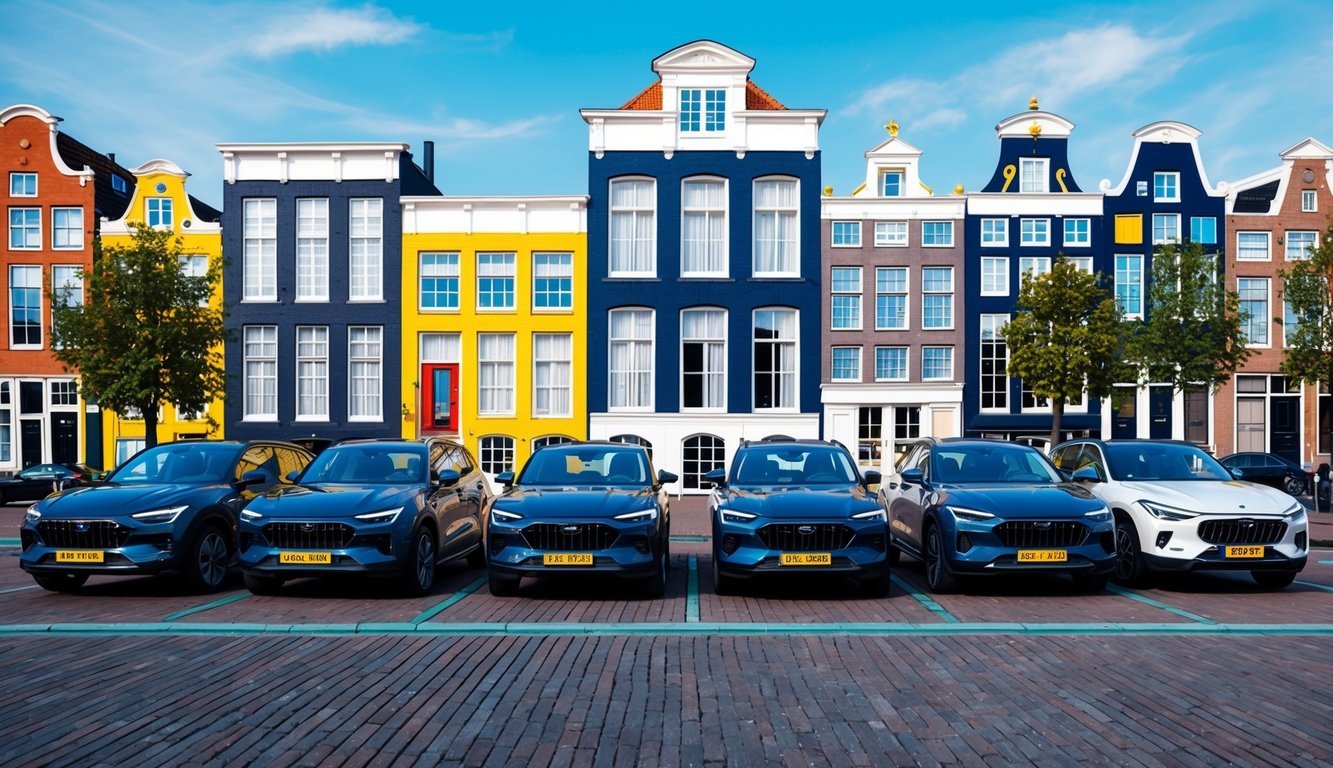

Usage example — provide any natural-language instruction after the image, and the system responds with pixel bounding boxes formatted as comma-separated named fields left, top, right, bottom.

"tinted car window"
left=275, top=448, right=308, bottom=482
left=109, top=443, right=237, bottom=484
left=302, top=445, right=427, bottom=484
left=732, top=446, right=857, bottom=485
left=1051, top=444, right=1081, bottom=471
left=933, top=444, right=1062, bottom=484
left=518, top=445, right=648, bottom=486
left=1104, top=443, right=1230, bottom=481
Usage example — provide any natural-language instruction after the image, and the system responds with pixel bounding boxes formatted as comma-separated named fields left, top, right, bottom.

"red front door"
left=421, top=364, right=459, bottom=433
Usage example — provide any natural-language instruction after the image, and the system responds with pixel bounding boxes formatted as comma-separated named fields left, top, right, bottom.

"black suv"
left=19, top=440, right=313, bottom=593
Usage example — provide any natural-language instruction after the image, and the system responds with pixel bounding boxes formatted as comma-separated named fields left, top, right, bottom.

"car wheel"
left=711, top=553, right=736, bottom=596
left=1251, top=571, right=1296, bottom=589
left=1283, top=476, right=1306, bottom=496
left=642, top=550, right=668, bottom=598
left=487, top=567, right=520, bottom=596
left=33, top=572, right=88, bottom=593
left=1071, top=573, right=1109, bottom=592
left=399, top=526, right=437, bottom=597
left=861, top=565, right=892, bottom=598
left=466, top=544, right=487, bottom=569
left=924, top=524, right=958, bottom=594
left=1112, top=517, right=1150, bottom=588
left=185, top=524, right=231, bottom=593
left=243, top=573, right=284, bottom=595
left=886, top=541, right=902, bottom=565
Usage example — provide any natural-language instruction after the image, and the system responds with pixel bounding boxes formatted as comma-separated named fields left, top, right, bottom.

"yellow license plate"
left=543, top=553, right=594, bottom=566
left=1225, top=546, right=1265, bottom=559
left=55, top=550, right=103, bottom=563
left=780, top=552, right=831, bottom=566
left=1017, top=550, right=1068, bottom=563
left=279, top=551, right=331, bottom=564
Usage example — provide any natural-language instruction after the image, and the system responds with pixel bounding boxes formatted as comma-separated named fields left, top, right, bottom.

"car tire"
left=487, top=567, right=520, bottom=596
left=924, top=524, right=958, bottom=594
left=711, top=554, right=736, bottom=596
left=1071, top=573, right=1109, bottom=592
left=399, top=526, right=437, bottom=597
left=886, top=542, right=902, bottom=565
left=1251, top=571, right=1296, bottom=589
left=642, top=551, right=668, bottom=598
left=184, top=524, right=231, bottom=594
left=466, top=544, right=486, bottom=569
left=1112, top=517, right=1150, bottom=588
left=33, top=572, right=88, bottom=593
left=1283, top=476, right=1306, bottom=496
left=861, top=565, right=892, bottom=598
left=243, top=573, right=284, bottom=595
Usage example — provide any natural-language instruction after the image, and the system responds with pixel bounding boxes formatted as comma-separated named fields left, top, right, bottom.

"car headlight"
left=1283, top=502, right=1306, bottom=521
left=355, top=507, right=402, bottom=524
left=1083, top=506, right=1112, bottom=523
left=719, top=508, right=756, bottom=524
left=491, top=508, right=523, bottom=522
left=851, top=508, right=886, bottom=522
left=1140, top=501, right=1198, bottom=521
left=131, top=505, right=188, bottom=524
left=614, top=508, right=658, bottom=522
left=22, top=508, right=40, bottom=526
left=240, top=509, right=263, bottom=521
left=946, top=505, right=994, bottom=522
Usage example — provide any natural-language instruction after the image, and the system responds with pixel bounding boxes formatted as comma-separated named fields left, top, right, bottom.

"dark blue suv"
left=19, top=440, right=312, bottom=593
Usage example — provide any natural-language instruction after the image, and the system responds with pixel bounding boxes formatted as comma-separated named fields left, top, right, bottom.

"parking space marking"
left=0, top=538, right=19, bottom=547
left=671, top=535, right=709, bottom=543
left=0, top=584, right=38, bottom=594
left=890, top=573, right=959, bottom=623
left=1106, top=584, right=1216, bottom=624
left=411, top=576, right=487, bottom=624
left=686, top=555, right=699, bottom=622
left=1319, top=560, right=1333, bottom=565
left=162, top=593, right=250, bottom=622
left=1296, top=580, right=1333, bottom=594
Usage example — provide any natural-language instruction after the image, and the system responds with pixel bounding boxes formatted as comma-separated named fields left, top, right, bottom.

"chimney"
left=422, top=141, right=435, bottom=185
left=107, top=152, right=115, bottom=164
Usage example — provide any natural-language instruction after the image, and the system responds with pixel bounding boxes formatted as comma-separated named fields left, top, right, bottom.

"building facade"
left=217, top=142, right=439, bottom=444
left=580, top=40, right=826, bottom=492
left=399, top=195, right=589, bottom=481
left=820, top=122, right=965, bottom=471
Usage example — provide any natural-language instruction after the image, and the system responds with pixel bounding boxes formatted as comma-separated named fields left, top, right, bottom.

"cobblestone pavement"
left=1, top=499, right=1331, bottom=766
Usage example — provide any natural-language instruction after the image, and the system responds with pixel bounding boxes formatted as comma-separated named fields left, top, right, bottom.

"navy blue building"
left=217, top=142, right=439, bottom=444
left=579, top=40, right=827, bottom=491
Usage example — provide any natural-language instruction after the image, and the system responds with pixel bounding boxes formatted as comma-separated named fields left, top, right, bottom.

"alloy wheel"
left=196, top=530, right=229, bottom=590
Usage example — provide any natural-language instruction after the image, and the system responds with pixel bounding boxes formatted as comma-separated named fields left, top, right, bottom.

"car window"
left=236, top=446, right=278, bottom=481
left=1104, top=443, right=1230, bottom=481
left=518, top=446, right=648, bottom=486
left=1051, top=445, right=1080, bottom=471
left=732, top=446, right=857, bottom=486
left=275, top=448, right=310, bottom=483
left=934, top=444, right=1062, bottom=484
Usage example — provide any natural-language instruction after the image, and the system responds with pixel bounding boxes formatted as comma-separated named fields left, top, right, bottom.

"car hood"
left=490, top=487, right=656, bottom=520
left=936, top=483, right=1106, bottom=518
left=246, top=484, right=420, bottom=518
left=1110, top=479, right=1299, bottom=516
left=30, top=482, right=224, bottom=518
left=720, top=484, right=880, bottom=520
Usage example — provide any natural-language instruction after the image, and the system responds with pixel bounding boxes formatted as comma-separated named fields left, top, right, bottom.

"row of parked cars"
left=15, top=434, right=1312, bottom=597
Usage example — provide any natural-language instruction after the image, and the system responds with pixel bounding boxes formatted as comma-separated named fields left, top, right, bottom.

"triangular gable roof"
left=619, top=80, right=786, bottom=111
left=1280, top=137, right=1333, bottom=160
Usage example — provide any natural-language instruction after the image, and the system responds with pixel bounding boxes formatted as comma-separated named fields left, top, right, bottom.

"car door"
left=888, top=444, right=930, bottom=554
left=429, top=442, right=481, bottom=560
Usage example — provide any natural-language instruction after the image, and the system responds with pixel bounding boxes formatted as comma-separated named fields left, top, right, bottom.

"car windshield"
left=731, top=445, right=858, bottom=486
left=108, top=443, right=237, bottom=485
left=300, top=445, right=427, bottom=485
left=1104, top=443, right=1230, bottom=481
left=931, top=444, right=1062, bottom=484
left=517, top=445, right=649, bottom=487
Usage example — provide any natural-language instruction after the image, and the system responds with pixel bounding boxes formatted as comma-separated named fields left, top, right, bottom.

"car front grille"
left=37, top=520, right=130, bottom=548
left=1198, top=519, right=1287, bottom=545
left=263, top=522, right=355, bottom=549
left=520, top=523, right=619, bottom=551
left=757, top=524, right=854, bottom=552
left=993, top=521, right=1089, bottom=548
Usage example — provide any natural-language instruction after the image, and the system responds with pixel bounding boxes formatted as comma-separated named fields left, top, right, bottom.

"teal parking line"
left=0, top=584, right=38, bottom=594
left=162, top=593, right=250, bottom=622
left=1106, top=584, right=1216, bottom=624
left=686, top=555, right=700, bottom=623
left=890, top=573, right=959, bottom=623
left=0, top=537, right=20, bottom=547
left=1296, top=580, right=1333, bottom=594
left=671, top=535, right=709, bottom=543
left=410, top=576, right=487, bottom=624
left=1319, top=560, right=1333, bottom=565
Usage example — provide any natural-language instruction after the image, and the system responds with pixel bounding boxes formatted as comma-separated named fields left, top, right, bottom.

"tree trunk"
left=143, top=403, right=159, bottom=449
left=1050, top=396, right=1065, bottom=451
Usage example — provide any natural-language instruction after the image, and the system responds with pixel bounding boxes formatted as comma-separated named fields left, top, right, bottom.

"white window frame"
left=533, top=252, right=574, bottom=310
left=1190, top=216, right=1217, bottom=245
left=349, top=198, right=383, bottom=301
left=1236, top=231, right=1271, bottom=261
left=920, top=266, right=954, bottom=330
left=295, top=326, right=329, bottom=421
left=479, top=435, right=515, bottom=476
left=296, top=198, right=329, bottom=302
left=1153, top=171, right=1180, bottom=202
left=680, top=307, right=727, bottom=412
left=609, top=308, right=655, bottom=411
left=9, top=265, right=41, bottom=349
left=9, top=207, right=40, bottom=250
left=874, top=221, right=908, bottom=247
left=146, top=197, right=173, bottom=228
left=921, top=346, right=954, bottom=381
left=921, top=220, right=954, bottom=247
left=830, top=266, right=862, bottom=331
left=1115, top=254, right=1143, bottom=319
left=9, top=172, right=37, bottom=197
left=1020, top=218, right=1050, bottom=246
left=980, top=314, right=1009, bottom=412
left=1067, top=256, right=1094, bottom=274
left=752, top=307, right=799, bottom=411
left=476, top=252, right=517, bottom=311
left=831, top=346, right=861, bottom=382
left=875, top=267, right=908, bottom=331
left=874, top=346, right=908, bottom=383
left=348, top=325, right=383, bottom=421
left=420, top=252, right=460, bottom=311
left=881, top=171, right=904, bottom=197
left=243, top=198, right=277, bottom=301
left=52, top=264, right=83, bottom=347
left=477, top=332, right=515, bottom=416
left=609, top=177, right=657, bottom=277
left=831, top=221, right=862, bottom=248
left=51, top=207, right=83, bottom=250
left=752, top=177, right=800, bottom=277
left=980, top=218, right=1008, bottom=247
left=1063, top=218, right=1090, bottom=247
left=1237, top=277, right=1270, bottom=348
left=680, top=177, right=727, bottom=277
left=980, top=256, right=1009, bottom=297
left=1302, top=189, right=1317, bottom=213
left=1019, top=158, right=1048, bottom=193
left=1019, top=257, right=1052, bottom=284
left=243, top=325, right=278, bottom=421
left=1152, top=213, right=1181, bottom=245
left=1285, top=230, right=1317, bottom=261
left=532, top=332, right=572, bottom=418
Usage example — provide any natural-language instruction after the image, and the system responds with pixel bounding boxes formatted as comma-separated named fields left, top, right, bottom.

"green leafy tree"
left=50, top=223, right=228, bottom=449
left=1278, top=220, right=1333, bottom=460
left=1004, top=259, right=1130, bottom=447
left=1130, top=240, right=1251, bottom=395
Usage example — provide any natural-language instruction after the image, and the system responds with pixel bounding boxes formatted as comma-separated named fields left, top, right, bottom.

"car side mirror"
left=901, top=468, right=925, bottom=487
left=703, top=467, right=726, bottom=488
left=1228, top=467, right=1244, bottom=480
left=657, top=469, right=678, bottom=486
left=1072, top=465, right=1101, bottom=483
left=436, top=468, right=462, bottom=488
left=237, top=469, right=270, bottom=489
left=285, top=470, right=301, bottom=483
left=496, top=471, right=515, bottom=489
left=862, top=470, right=882, bottom=488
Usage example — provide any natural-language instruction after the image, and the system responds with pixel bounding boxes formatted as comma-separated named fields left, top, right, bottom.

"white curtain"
left=682, top=309, right=726, bottom=407
left=611, top=180, right=655, bottom=273
left=420, top=333, right=460, bottom=363
left=478, top=333, right=515, bottom=413
left=609, top=310, right=652, bottom=408
left=683, top=180, right=725, bottom=274
left=753, top=180, right=797, bottom=273
left=534, top=333, right=571, bottom=416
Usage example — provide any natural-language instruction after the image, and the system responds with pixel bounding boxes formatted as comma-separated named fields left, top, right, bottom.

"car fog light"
left=1156, top=531, right=1173, bottom=549
left=957, top=533, right=972, bottom=553
left=721, top=534, right=739, bottom=555
left=489, top=535, right=507, bottom=556
left=1296, top=532, right=1307, bottom=551
left=1100, top=532, right=1115, bottom=553
left=870, top=535, right=885, bottom=552
left=632, top=537, right=651, bottom=554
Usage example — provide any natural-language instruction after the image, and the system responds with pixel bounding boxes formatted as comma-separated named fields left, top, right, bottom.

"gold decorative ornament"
left=954, top=184, right=964, bottom=195
left=886, top=119, right=900, bottom=137
left=1029, top=121, right=1042, bottom=138
left=1029, top=96, right=1039, bottom=111
left=823, top=185, right=833, bottom=196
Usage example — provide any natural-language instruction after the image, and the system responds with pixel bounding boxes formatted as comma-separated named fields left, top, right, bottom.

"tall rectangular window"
left=1115, top=254, right=1142, bottom=317
left=679, top=89, right=725, bottom=133
left=704, top=89, right=725, bottom=131
left=1019, top=158, right=1047, bottom=192
left=1286, top=231, right=1316, bottom=261
left=980, top=314, right=1009, bottom=410
left=1153, top=172, right=1180, bottom=202
left=533, top=333, right=571, bottom=417
left=1020, top=218, right=1050, bottom=246
left=1019, top=257, right=1052, bottom=283
left=1067, top=256, right=1094, bottom=274
left=922, top=347, right=954, bottom=380
left=51, top=265, right=82, bottom=347
left=609, top=309, right=654, bottom=409
left=874, top=346, right=907, bottom=381
left=981, top=218, right=1008, bottom=246
left=1063, top=218, right=1090, bottom=246
left=243, top=325, right=278, bottom=419
left=146, top=197, right=173, bottom=227
left=874, top=221, right=907, bottom=247
left=831, top=266, right=862, bottom=330
left=875, top=267, right=907, bottom=330
left=477, top=252, right=516, bottom=310
left=610, top=179, right=656, bottom=275
left=181, top=255, right=208, bottom=306
left=753, top=308, right=797, bottom=410
left=679, top=89, right=700, bottom=131
left=533, top=252, right=573, bottom=309
left=295, top=326, right=328, bottom=420
left=831, top=221, right=861, bottom=247
left=348, top=326, right=383, bottom=420
left=1302, top=189, right=1317, bottom=213
left=881, top=171, right=903, bottom=197
left=682, top=309, right=726, bottom=410
left=1237, top=232, right=1270, bottom=261
left=831, top=347, right=861, bottom=382
left=921, top=266, right=953, bottom=330
left=1152, top=213, right=1180, bottom=244
left=243, top=198, right=277, bottom=300
left=296, top=198, right=329, bottom=301
left=1190, top=216, right=1217, bottom=245
left=420, top=252, right=459, bottom=310
left=349, top=198, right=383, bottom=301
left=9, top=208, right=39, bottom=249
left=1283, top=298, right=1303, bottom=348
left=922, top=221, right=954, bottom=247
left=981, top=257, right=1009, bottom=296
left=9, top=172, right=36, bottom=197
left=1238, top=277, right=1269, bottom=346
left=51, top=208, right=83, bottom=249
left=753, top=178, right=799, bottom=275
left=9, top=265, right=41, bottom=347
left=682, top=179, right=726, bottom=275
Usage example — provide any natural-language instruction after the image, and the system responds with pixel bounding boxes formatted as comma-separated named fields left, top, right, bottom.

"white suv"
left=1050, top=439, right=1308, bottom=589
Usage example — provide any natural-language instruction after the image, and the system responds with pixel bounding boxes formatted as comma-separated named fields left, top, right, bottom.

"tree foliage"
left=1004, top=259, right=1130, bottom=447
left=49, top=223, right=228, bottom=448
left=1277, top=219, right=1333, bottom=458
left=1130, top=240, right=1250, bottom=393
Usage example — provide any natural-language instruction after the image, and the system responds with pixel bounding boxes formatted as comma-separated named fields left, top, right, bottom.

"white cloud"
left=247, top=4, right=423, bottom=58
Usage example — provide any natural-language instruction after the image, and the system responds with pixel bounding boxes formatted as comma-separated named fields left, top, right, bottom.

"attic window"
left=111, top=174, right=128, bottom=194
left=680, top=89, right=725, bottom=133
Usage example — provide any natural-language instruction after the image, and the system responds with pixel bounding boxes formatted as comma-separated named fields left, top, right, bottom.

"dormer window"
left=146, top=197, right=173, bottom=228
left=1019, top=158, right=1047, bottom=193
left=680, top=89, right=725, bottom=132
left=111, top=174, right=128, bottom=195
left=881, top=171, right=903, bottom=197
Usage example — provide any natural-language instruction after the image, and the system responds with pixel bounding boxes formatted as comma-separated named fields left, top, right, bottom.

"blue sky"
left=3, top=0, right=1332, bottom=209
